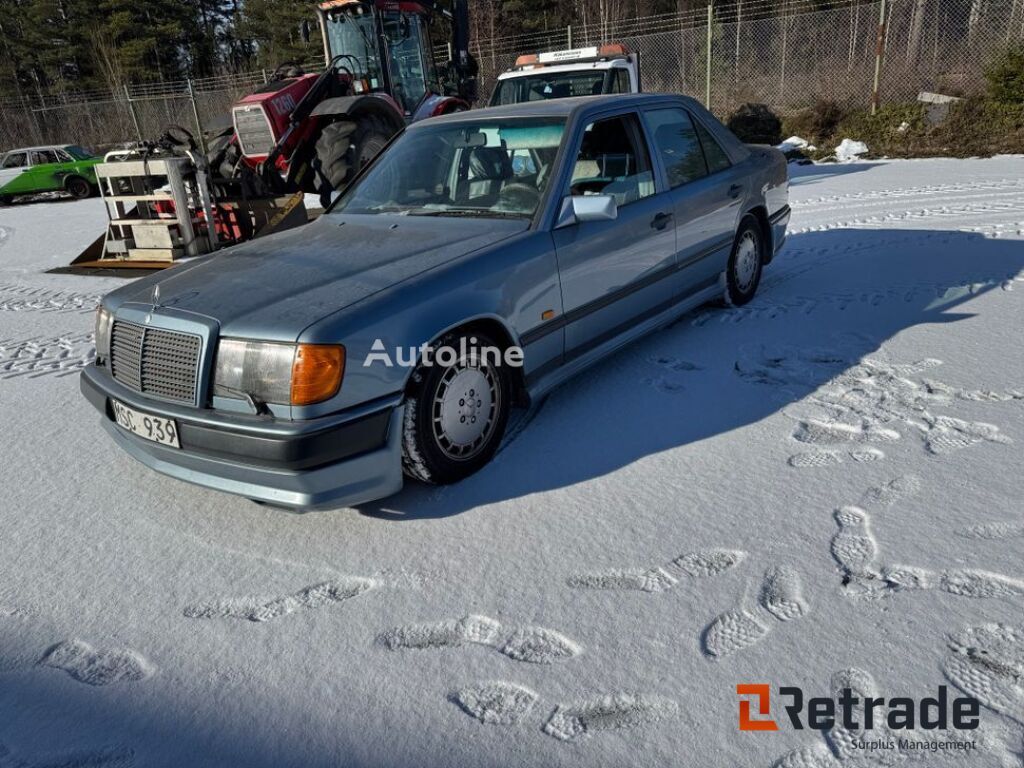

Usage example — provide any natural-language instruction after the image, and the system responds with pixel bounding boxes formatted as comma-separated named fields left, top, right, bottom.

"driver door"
left=550, top=112, right=677, bottom=359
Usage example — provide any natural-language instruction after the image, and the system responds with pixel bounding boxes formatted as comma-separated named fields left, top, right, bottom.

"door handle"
left=651, top=212, right=673, bottom=230
left=729, top=184, right=743, bottom=199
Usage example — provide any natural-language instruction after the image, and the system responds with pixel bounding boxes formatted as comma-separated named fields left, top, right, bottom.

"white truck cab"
left=489, top=44, right=640, bottom=106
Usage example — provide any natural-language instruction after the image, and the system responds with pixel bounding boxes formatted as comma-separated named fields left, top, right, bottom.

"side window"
left=3, top=152, right=27, bottom=169
left=646, top=108, right=708, bottom=188
left=569, top=113, right=654, bottom=207
left=693, top=117, right=732, bottom=174
left=31, top=149, right=60, bottom=165
left=55, top=149, right=73, bottom=162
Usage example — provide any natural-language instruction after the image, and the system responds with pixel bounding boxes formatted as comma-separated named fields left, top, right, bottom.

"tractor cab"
left=319, top=1, right=447, bottom=116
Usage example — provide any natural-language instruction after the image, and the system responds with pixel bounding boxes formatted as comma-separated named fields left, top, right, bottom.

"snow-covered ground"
left=1, top=158, right=1023, bottom=768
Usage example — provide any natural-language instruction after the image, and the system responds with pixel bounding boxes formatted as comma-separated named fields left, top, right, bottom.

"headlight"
left=95, top=306, right=113, bottom=365
left=213, top=339, right=344, bottom=406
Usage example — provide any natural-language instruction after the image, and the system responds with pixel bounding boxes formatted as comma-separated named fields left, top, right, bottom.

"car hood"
left=111, top=213, right=528, bottom=339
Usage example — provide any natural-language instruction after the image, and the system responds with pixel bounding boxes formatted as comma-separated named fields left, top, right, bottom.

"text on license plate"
left=111, top=399, right=180, bottom=448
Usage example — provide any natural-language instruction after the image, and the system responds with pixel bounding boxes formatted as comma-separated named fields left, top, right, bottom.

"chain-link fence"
left=2, top=0, right=1021, bottom=152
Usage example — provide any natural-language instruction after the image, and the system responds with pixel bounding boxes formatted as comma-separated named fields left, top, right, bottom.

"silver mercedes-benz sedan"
left=81, top=93, right=790, bottom=509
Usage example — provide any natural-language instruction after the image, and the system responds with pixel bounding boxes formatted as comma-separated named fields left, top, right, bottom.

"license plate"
left=111, top=399, right=180, bottom=448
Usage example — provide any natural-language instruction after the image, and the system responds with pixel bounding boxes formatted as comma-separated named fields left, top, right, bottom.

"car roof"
left=415, top=93, right=700, bottom=126
left=3, top=145, right=73, bottom=154
left=496, top=60, right=627, bottom=80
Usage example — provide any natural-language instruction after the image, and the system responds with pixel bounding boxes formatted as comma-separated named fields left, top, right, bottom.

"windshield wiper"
left=408, top=208, right=528, bottom=219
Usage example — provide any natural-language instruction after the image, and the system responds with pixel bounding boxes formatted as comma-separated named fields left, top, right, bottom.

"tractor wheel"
left=315, top=115, right=393, bottom=192
left=66, top=176, right=92, bottom=200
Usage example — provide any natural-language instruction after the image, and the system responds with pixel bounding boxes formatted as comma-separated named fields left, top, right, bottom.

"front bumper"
left=80, top=364, right=404, bottom=509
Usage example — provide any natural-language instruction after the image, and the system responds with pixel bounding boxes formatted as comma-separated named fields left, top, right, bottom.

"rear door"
left=643, top=107, right=743, bottom=294
left=24, top=149, right=65, bottom=193
left=551, top=110, right=677, bottom=359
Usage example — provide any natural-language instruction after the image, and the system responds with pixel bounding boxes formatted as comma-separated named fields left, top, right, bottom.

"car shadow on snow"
left=356, top=227, right=1024, bottom=520
left=788, top=160, right=880, bottom=187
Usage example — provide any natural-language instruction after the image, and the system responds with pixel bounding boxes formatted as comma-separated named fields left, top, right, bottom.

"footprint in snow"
left=830, top=500, right=1024, bottom=602
left=450, top=686, right=680, bottom=742
left=184, top=577, right=375, bottom=622
left=542, top=693, right=679, bottom=741
left=773, top=668, right=911, bottom=767
left=956, top=521, right=1024, bottom=540
left=40, top=640, right=153, bottom=686
left=451, top=681, right=539, bottom=725
left=378, top=615, right=581, bottom=665
left=860, top=474, right=921, bottom=508
left=943, top=623, right=1024, bottom=723
left=702, top=565, right=808, bottom=659
left=566, top=548, right=745, bottom=593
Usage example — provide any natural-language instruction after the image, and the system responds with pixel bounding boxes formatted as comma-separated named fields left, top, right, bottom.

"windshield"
left=334, top=118, right=566, bottom=219
left=382, top=12, right=432, bottom=113
left=490, top=71, right=607, bottom=105
left=324, top=11, right=383, bottom=89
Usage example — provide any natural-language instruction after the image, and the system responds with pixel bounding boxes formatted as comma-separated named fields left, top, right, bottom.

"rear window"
left=64, top=145, right=94, bottom=160
left=694, top=119, right=732, bottom=174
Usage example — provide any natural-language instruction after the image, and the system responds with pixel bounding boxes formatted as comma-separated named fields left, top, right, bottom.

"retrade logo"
left=737, top=684, right=779, bottom=731
left=736, top=684, right=980, bottom=732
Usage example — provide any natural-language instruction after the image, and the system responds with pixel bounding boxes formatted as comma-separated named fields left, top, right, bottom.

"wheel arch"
left=62, top=173, right=94, bottom=196
left=400, top=314, right=529, bottom=408
left=311, top=95, right=406, bottom=136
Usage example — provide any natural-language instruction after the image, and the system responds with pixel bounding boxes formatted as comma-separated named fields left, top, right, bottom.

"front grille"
left=233, top=105, right=274, bottom=157
left=110, top=320, right=202, bottom=404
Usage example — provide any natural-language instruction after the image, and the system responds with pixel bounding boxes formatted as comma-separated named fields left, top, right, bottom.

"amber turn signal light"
left=291, top=344, right=345, bottom=405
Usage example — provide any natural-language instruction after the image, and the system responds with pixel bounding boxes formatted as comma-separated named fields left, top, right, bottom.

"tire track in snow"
left=0, top=283, right=101, bottom=314
left=0, top=332, right=95, bottom=379
left=792, top=178, right=1024, bottom=211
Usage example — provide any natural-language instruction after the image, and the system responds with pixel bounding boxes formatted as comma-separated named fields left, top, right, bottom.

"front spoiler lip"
left=98, top=407, right=405, bottom=510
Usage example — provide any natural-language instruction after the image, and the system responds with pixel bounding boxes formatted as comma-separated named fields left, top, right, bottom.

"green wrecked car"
left=0, top=145, right=101, bottom=203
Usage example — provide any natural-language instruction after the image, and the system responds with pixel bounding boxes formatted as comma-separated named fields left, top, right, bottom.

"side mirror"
left=555, top=195, right=618, bottom=228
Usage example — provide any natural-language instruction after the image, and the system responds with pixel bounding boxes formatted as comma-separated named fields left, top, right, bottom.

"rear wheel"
left=724, top=215, right=765, bottom=306
left=314, top=115, right=393, bottom=193
left=66, top=176, right=92, bottom=200
left=0, top=195, right=11, bottom=206
left=401, top=331, right=512, bottom=485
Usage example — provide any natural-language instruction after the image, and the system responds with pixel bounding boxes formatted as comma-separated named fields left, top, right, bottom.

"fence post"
left=188, top=79, right=207, bottom=154
left=871, top=0, right=889, bottom=114
left=567, top=24, right=573, bottom=49
left=123, top=84, right=143, bottom=142
left=705, top=1, right=713, bottom=109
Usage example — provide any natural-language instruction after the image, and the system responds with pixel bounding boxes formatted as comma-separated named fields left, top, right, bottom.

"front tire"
left=66, top=177, right=92, bottom=200
left=401, top=331, right=512, bottom=485
left=315, top=115, right=393, bottom=192
left=724, top=215, right=765, bottom=306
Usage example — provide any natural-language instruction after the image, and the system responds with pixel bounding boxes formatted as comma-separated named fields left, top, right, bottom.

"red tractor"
left=77, top=0, right=477, bottom=267
left=212, top=0, right=478, bottom=203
